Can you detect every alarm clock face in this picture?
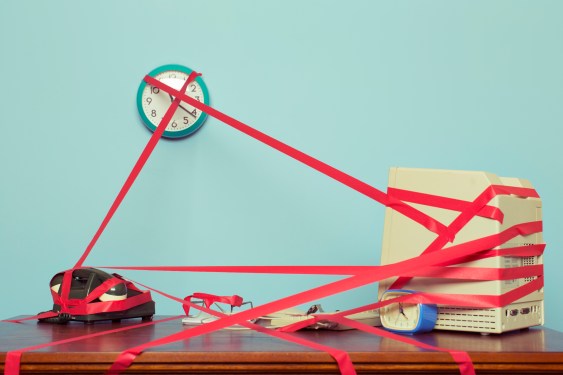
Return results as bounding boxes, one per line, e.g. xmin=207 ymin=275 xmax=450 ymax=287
xmin=381 ymin=297 xmax=420 ymax=331
xmin=137 ymin=64 xmax=209 ymax=138
xmin=380 ymin=289 xmax=437 ymax=334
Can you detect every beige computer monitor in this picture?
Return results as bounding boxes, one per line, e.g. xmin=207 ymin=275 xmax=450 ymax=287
xmin=378 ymin=167 xmax=544 ymax=334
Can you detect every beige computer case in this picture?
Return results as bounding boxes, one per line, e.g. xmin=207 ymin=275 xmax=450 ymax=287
xmin=378 ymin=167 xmax=544 ymax=334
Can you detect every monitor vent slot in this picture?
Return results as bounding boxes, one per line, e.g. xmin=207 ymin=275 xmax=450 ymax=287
xmin=503 ymin=243 xmax=539 ymax=285
xmin=522 ymin=255 xmax=537 ymax=282
xmin=436 ymin=307 xmax=496 ymax=331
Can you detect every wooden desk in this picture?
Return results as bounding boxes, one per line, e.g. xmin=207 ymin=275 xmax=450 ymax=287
xmin=1 ymin=316 xmax=563 ymax=374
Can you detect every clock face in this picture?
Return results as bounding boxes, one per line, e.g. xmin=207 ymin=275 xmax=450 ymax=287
xmin=381 ymin=295 xmax=420 ymax=331
xmin=380 ymin=289 xmax=438 ymax=334
xmin=137 ymin=64 xmax=209 ymax=138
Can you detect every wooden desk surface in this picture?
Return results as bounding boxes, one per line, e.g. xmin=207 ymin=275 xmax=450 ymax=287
xmin=1 ymin=315 xmax=563 ymax=374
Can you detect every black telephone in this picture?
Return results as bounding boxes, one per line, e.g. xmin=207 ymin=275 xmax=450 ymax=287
xmin=38 ymin=268 xmax=155 ymax=324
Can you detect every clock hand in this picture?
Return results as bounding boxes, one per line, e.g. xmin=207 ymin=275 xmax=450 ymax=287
xmin=168 ymin=93 xmax=197 ymax=118
xmin=399 ymin=303 xmax=408 ymax=320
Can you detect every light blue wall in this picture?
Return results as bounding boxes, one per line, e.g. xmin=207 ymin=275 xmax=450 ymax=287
xmin=1 ymin=0 xmax=562 ymax=332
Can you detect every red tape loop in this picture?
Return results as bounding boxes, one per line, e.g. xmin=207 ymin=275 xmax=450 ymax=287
xmin=192 ymin=292 xmax=244 ymax=308
xmin=387 ymin=187 xmax=504 ymax=222
xmin=183 ymin=293 xmax=245 ymax=316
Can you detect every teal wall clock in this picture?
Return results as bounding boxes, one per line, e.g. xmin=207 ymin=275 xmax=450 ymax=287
xmin=137 ymin=64 xmax=210 ymax=138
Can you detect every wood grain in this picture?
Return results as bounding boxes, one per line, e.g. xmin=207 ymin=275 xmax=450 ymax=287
xmin=1 ymin=316 xmax=563 ymax=374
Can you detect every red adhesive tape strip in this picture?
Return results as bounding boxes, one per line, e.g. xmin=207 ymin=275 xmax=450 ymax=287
xmin=327 ymin=316 xmax=476 ymax=375
xmin=2 ymin=310 xmax=58 ymax=324
xmin=143 ymin=75 xmax=454 ymax=240
xmin=97 ymin=262 xmax=543 ymax=281
xmin=52 ymin=276 xmax=124 ymax=307
xmin=387 ymin=187 xmax=504 ymax=222
xmin=191 ymin=292 xmax=244 ymax=308
xmin=6 ymin=70 xmax=545 ymax=375
xmin=3 ymin=316 xmax=183 ymax=375
xmin=276 ymin=273 xmax=543 ymax=335
xmin=94 ymin=223 xmax=544 ymax=284
xmin=45 ymin=269 xmax=154 ymax=318
xmin=116 ymin=277 xmax=358 ymax=375
xmin=389 ymin=184 xmax=541 ymax=291
xmin=73 ymin=72 xmax=199 ymax=269
xmin=94 ymin=238 xmax=545 ymax=337
xmin=104 ymin=222 xmax=542 ymax=374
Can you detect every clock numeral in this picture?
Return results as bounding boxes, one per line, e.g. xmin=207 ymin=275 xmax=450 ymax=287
xmin=191 ymin=109 xmax=197 ymax=116
xmin=171 ymin=121 xmax=178 ymax=128
xmin=195 ymin=96 xmax=201 ymax=102
xmin=146 ymin=97 xmax=152 ymax=105
xmin=183 ymin=117 xmax=189 ymax=124
xmin=151 ymin=110 xmax=157 ymax=117
xmin=190 ymin=84 xmax=196 ymax=92
xmin=151 ymin=86 xmax=160 ymax=94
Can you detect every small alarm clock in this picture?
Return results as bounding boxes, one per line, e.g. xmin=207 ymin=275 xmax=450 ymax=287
xmin=380 ymin=289 xmax=438 ymax=334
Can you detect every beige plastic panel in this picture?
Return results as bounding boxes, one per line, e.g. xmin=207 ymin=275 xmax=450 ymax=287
xmin=378 ymin=167 xmax=544 ymax=334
